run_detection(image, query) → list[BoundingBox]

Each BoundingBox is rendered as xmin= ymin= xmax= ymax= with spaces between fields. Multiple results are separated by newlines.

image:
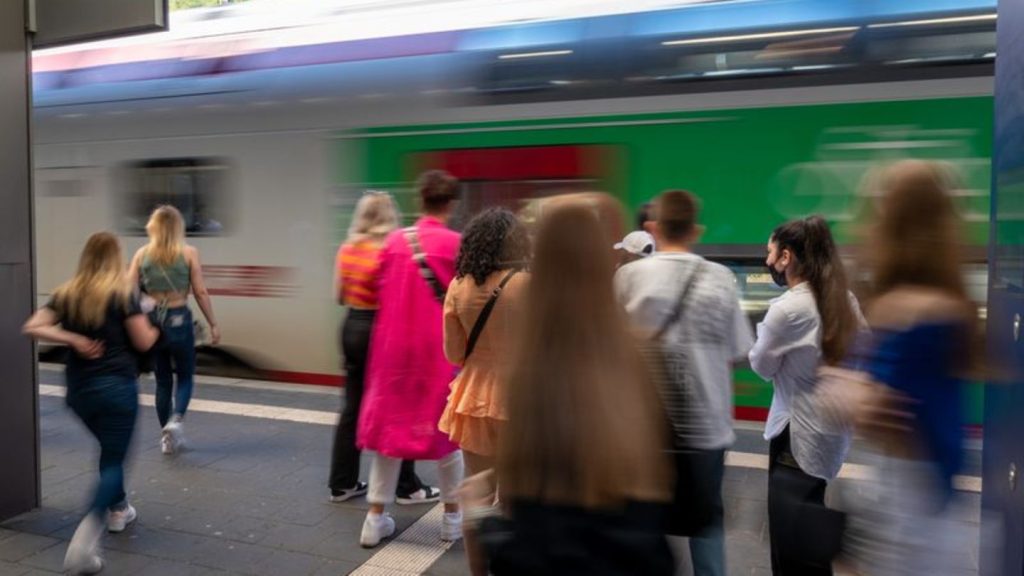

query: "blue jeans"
xmin=154 ymin=306 xmax=196 ymax=427
xmin=65 ymin=375 xmax=138 ymax=516
xmin=689 ymin=449 xmax=726 ymax=576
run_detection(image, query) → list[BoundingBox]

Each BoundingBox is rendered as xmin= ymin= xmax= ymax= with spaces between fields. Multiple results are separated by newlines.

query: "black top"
xmin=47 ymin=292 xmax=144 ymax=382
xmin=481 ymin=500 xmax=675 ymax=576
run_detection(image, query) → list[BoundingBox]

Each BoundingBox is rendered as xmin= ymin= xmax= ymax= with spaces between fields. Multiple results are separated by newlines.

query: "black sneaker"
xmin=329 ymin=481 xmax=368 ymax=503
xmin=396 ymin=486 xmax=441 ymax=505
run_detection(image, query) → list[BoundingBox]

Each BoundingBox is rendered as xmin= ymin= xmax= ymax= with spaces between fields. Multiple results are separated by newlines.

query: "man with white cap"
xmin=613 ymin=230 xmax=656 ymax=267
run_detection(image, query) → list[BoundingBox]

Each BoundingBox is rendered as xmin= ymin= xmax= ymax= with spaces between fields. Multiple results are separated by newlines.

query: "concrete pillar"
xmin=0 ymin=0 xmax=40 ymax=520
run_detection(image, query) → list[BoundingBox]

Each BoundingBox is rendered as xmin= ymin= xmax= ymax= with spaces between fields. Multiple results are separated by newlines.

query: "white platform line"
xmin=349 ymin=504 xmax=453 ymax=576
xmin=38 ymin=384 xmax=337 ymax=426
xmin=37 ymin=384 xmax=982 ymax=493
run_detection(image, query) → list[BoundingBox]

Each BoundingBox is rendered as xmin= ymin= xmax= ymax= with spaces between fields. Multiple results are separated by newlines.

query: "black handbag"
xmin=637 ymin=261 xmax=717 ymax=537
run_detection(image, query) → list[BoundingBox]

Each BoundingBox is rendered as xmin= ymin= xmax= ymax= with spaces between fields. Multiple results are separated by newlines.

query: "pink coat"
xmin=357 ymin=216 xmax=461 ymax=460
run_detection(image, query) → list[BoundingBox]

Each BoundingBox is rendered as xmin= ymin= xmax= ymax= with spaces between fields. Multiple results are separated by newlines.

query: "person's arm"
xmin=443 ymin=282 xmax=467 ymax=366
xmin=127 ymin=248 xmax=144 ymax=292
xmin=186 ymin=246 xmax=220 ymax=344
xmin=748 ymin=304 xmax=795 ymax=380
xmin=125 ymin=313 xmax=160 ymax=352
xmin=727 ymin=278 xmax=756 ymax=363
xmin=334 ymin=245 xmax=347 ymax=306
xmin=23 ymin=307 xmax=104 ymax=359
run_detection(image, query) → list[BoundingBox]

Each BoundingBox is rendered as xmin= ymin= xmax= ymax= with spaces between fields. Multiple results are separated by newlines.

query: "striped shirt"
xmin=336 ymin=239 xmax=383 ymax=309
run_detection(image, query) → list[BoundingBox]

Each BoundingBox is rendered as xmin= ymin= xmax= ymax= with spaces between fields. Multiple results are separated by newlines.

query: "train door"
xmin=410 ymin=145 xmax=621 ymax=229
xmin=982 ymin=0 xmax=1024 ymax=573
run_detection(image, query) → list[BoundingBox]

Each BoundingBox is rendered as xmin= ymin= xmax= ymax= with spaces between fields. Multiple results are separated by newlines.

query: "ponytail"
xmin=772 ymin=216 xmax=858 ymax=365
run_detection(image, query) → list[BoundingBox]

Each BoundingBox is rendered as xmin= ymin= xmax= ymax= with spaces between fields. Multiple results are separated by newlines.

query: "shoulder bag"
xmin=463 ymin=269 xmax=518 ymax=361
xmin=404 ymin=227 xmax=448 ymax=304
xmin=637 ymin=260 xmax=719 ymax=537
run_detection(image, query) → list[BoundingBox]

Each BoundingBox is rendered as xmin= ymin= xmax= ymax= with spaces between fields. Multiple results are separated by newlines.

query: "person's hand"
xmin=71 ymin=336 xmax=104 ymax=360
xmin=854 ymin=384 xmax=916 ymax=446
xmin=140 ymin=294 xmax=156 ymax=314
xmin=210 ymin=324 xmax=221 ymax=346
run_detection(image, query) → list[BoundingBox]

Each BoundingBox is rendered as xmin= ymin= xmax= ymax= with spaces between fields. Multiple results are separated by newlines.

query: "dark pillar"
xmin=982 ymin=0 xmax=1024 ymax=573
xmin=0 ymin=0 xmax=39 ymax=519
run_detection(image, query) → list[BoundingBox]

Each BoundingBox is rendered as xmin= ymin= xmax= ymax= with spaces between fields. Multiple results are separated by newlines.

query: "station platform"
xmin=0 ymin=366 xmax=982 ymax=576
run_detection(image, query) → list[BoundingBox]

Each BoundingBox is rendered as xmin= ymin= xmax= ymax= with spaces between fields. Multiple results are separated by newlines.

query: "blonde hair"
xmin=145 ymin=205 xmax=185 ymax=266
xmin=498 ymin=200 xmax=669 ymax=509
xmin=347 ymin=191 xmax=399 ymax=243
xmin=53 ymin=232 xmax=131 ymax=329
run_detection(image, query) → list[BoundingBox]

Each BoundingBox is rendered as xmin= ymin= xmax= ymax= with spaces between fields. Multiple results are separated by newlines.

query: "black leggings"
xmin=768 ymin=426 xmax=832 ymax=576
xmin=329 ymin=309 xmax=422 ymax=493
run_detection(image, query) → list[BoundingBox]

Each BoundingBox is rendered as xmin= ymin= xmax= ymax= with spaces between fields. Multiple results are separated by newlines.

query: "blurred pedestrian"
xmin=636 ymin=201 xmax=653 ymax=232
xmin=440 ymin=207 xmax=530 ymax=576
xmin=833 ymin=160 xmax=978 ymax=575
xmin=615 ymin=190 xmax=753 ymax=576
xmin=328 ymin=191 xmax=432 ymax=503
xmin=469 ymin=200 xmax=674 ymax=576
xmin=24 ymin=232 xmax=160 ymax=574
xmin=749 ymin=215 xmax=864 ymax=576
xmin=357 ymin=170 xmax=464 ymax=548
xmin=128 ymin=205 xmax=220 ymax=455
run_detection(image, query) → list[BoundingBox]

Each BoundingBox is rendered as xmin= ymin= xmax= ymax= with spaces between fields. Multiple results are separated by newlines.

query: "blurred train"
xmin=32 ymin=0 xmax=995 ymax=422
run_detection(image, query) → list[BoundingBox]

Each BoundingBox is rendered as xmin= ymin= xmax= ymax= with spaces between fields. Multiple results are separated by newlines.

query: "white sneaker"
xmin=164 ymin=417 xmax=186 ymax=452
xmin=107 ymin=504 xmax=137 ymax=533
xmin=160 ymin=431 xmax=174 ymax=455
xmin=64 ymin=515 xmax=104 ymax=575
xmin=359 ymin=513 xmax=396 ymax=548
xmin=396 ymin=486 xmax=441 ymax=505
xmin=441 ymin=511 xmax=463 ymax=542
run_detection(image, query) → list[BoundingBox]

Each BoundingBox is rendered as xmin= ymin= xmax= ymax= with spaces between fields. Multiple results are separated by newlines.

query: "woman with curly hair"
xmin=440 ymin=207 xmax=530 ymax=576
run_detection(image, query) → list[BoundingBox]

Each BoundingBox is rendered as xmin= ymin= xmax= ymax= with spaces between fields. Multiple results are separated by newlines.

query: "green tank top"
xmin=140 ymin=251 xmax=191 ymax=293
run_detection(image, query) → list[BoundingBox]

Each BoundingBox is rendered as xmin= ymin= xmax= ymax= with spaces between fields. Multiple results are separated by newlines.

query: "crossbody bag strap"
xmin=464 ymin=269 xmax=518 ymax=361
xmin=652 ymin=261 xmax=705 ymax=341
xmin=404 ymin=227 xmax=447 ymax=304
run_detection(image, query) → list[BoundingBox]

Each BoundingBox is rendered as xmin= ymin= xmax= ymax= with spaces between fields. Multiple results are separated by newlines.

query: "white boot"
xmin=64 ymin=513 xmax=104 ymax=575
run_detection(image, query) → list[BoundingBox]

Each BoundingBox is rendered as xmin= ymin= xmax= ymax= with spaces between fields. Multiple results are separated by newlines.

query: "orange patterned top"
xmin=336 ymin=239 xmax=382 ymax=309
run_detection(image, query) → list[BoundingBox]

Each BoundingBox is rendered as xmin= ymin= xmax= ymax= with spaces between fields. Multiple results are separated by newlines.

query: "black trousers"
xmin=768 ymin=426 xmax=833 ymax=576
xmin=329 ymin=309 xmax=423 ymax=494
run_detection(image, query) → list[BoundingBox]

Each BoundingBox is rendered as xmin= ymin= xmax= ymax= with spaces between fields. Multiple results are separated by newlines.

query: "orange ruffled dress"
xmin=439 ymin=270 xmax=528 ymax=457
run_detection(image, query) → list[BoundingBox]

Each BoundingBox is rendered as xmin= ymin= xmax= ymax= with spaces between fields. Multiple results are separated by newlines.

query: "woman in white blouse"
xmin=749 ymin=215 xmax=863 ymax=576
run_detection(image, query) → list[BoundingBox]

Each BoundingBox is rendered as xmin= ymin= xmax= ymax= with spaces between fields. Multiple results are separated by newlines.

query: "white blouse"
xmin=749 ymin=282 xmax=864 ymax=481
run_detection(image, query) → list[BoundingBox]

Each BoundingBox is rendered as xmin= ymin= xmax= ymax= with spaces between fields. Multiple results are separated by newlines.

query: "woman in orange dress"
xmin=440 ymin=208 xmax=530 ymax=576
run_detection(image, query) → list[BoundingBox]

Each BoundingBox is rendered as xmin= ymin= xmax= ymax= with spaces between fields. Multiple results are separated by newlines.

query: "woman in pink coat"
xmin=357 ymin=170 xmax=464 ymax=548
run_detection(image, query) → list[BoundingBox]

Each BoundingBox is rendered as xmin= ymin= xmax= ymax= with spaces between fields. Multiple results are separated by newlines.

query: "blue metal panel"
xmin=983 ymin=0 xmax=1024 ymax=574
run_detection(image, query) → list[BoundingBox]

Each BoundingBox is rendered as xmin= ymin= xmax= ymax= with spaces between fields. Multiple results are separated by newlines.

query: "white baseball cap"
xmin=613 ymin=231 xmax=655 ymax=257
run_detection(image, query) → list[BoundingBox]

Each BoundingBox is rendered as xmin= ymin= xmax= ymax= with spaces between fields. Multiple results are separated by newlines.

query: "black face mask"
xmin=768 ymin=262 xmax=788 ymax=288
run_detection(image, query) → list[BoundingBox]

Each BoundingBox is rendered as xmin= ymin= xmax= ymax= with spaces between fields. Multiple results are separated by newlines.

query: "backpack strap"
xmin=464 ymin=269 xmax=518 ymax=361
xmin=652 ymin=261 xmax=705 ymax=341
xmin=404 ymin=227 xmax=447 ymax=304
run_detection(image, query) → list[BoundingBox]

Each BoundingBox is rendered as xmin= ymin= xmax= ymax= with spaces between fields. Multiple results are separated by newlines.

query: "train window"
xmin=119 ymin=158 xmax=234 ymax=237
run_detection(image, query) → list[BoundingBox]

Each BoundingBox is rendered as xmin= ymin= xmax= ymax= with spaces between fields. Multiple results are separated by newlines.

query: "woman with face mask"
xmin=749 ymin=215 xmax=864 ymax=576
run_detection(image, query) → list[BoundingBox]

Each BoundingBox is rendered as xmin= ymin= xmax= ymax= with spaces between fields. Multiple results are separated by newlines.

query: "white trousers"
xmin=368 ymin=450 xmax=464 ymax=505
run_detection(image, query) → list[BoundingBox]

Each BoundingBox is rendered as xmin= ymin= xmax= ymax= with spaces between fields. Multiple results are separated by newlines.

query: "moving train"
xmin=32 ymin=0 xmax=995 ymax=422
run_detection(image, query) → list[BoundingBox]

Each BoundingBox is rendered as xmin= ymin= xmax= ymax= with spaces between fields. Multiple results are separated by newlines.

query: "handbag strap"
xmin=404 ymin=227 xmax=447 ymax=304
xmin=464 ymin=269 xmax=518 ymax=361
xmin=652 ymin=260 xmax=704 ymax=341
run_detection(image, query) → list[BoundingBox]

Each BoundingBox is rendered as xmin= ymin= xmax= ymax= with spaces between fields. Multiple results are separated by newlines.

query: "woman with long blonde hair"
xmin=475 ymin=201 xmax=674 ymax=575
xmin=835 ymin=160 xmax=978 ymax=575
xmin=128 ymin=205 xmax=219 ymax=455
xmin=328 ymin=191 xmax=431 ymax=504
xmin=24 ymin=232 xmax=160 ymax=574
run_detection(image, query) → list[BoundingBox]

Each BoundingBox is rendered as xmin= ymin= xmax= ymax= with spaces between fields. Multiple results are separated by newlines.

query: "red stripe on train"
xmin=265 ymin=371 xmax=345 ymax=387
xmin=734 ymin=406 xmax=769 ymax=422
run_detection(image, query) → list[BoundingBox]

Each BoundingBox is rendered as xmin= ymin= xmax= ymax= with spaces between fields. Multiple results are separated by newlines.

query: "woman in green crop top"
xmin=128 ymin=205 xmax=219 ymax=456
